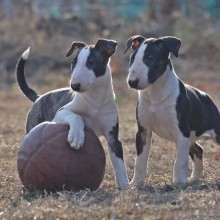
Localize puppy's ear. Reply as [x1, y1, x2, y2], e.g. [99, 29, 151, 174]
[157, 36, 181, 57]
[95, 39, 118, 57]
[66, 42, 86, 57]
[124, 35, 145, 54]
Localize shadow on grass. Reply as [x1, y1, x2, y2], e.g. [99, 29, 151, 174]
[133, 180, 220, 205]
[20, 180, 220, 207]
[20, 186, 114, 205]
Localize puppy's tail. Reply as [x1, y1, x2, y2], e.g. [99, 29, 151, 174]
[16, 47, 39, 102]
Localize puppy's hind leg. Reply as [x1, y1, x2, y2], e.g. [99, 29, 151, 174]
[189, 142, 204, 179]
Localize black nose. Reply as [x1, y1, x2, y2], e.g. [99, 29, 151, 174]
[128, 79, 139, 88]
[71, 83, 81, 91]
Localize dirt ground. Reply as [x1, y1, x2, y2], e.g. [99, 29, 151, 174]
[1, 11, 220, 219]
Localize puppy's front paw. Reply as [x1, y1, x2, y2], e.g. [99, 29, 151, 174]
[173, 177, 188, 186]
[68, 127, 85, 150]
[118, 181, 129, 190]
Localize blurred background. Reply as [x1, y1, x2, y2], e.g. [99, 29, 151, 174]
[1, 2, 220, 218]
[0, 0, 220, 97]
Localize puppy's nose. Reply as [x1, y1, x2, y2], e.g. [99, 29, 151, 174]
[128, 79, 139, 88]
[71, 83, 81, 91]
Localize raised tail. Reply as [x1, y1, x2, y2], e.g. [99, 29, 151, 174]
[16, 48, 39, 102]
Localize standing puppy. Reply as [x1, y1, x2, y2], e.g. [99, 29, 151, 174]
[124, 35, 220, 185]
[53, 39, 129, 189]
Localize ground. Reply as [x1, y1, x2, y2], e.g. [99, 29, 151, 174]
[0, 63, 220, 219]
[1, 11, 220, 219]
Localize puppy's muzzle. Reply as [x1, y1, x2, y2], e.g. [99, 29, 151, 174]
[128, 79, 139, 89]
[71, 83, 81, 91]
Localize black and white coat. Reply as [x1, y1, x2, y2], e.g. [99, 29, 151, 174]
[17, 39, 129, 190]
[125, 36, 220, 185]
[53, 39, 129, 190]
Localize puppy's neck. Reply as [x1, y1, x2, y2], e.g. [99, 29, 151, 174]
[75, 66, 115, 107]
[140, 64, 179, 105]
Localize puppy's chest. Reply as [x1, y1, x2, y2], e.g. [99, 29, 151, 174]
[138, 102, 179, 141]
[73, 103, 117, 136]
[83, 108, 102, 126]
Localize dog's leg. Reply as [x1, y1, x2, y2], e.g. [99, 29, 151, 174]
[130, 125, 152, 186]
[105, 123, 129, 190]
[53, 108, 84, 150]
[173, 137, 190, 184]
[189, 142, 203, 179]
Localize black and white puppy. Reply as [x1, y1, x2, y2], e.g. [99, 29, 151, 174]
[17, 39, 129, 189]
[51, 39, 129, 189]
[124, 35, 220, 185]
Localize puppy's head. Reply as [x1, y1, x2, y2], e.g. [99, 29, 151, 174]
[66, 39, 117, 93]
[124, 35, 181, 90]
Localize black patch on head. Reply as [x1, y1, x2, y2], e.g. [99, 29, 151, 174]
[86, 47, 109, 77]
[176, 79, 220, 138]
[142, 39, 171, 84]
[71, 47, 109, 78]
[108, 123, 124, 160]
[189, 143, 203, 161]
[128, 36, 180, 86]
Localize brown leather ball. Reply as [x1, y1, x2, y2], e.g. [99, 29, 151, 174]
[17, 122, 106, 192]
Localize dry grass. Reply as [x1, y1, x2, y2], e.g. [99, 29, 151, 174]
[0, 69, 220, 220]
[1, 11, 220, 220]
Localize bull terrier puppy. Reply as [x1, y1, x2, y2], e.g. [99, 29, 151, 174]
[124, 35, 220, 186]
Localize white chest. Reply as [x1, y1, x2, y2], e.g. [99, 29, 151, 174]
[71, 97, 118, 137]
[137, 69, 181, 142]
[138, 103, 179, 141]
[83, 109, 103, 134]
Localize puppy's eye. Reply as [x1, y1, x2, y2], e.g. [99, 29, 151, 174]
[87, 59, 94, 66]
[148, 56, 154, 61]
[144, 55, 154, 64]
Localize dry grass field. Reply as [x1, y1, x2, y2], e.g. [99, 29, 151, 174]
[0, 66, 220, 219]
[1, 7, 220, 219]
